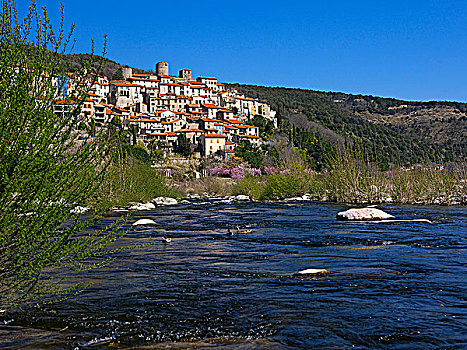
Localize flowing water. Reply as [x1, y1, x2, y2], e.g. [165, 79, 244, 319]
[1, 200, 466, 349]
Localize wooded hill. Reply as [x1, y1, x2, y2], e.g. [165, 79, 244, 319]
[228, 84, 466, 165]
[61, 53, 146, 80]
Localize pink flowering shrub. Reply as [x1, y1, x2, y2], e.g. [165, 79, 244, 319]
[263, 166, 279, 175]
[230, 167, 245, 179]
[207, 166, 262, 179]
[245, 168, 262, 176]
[209, 167, 231, 176]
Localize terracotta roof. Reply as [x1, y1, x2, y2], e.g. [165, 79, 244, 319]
[176, 128, 203, 133]
[226, 119, 243, 124]
[110, 81, 141, 87]
[204, 133, 226, 138]
[129, 77, 160, 82]
[202, 103, 221, 109]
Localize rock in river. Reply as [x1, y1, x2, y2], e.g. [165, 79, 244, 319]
[296, 269, 330, 275]
[152, 197, 178, 206]
[129, 202, 155, 211]
[132, 219, 157, 227]
[234, 195, 251, 201]
[337, 207, 395, 221]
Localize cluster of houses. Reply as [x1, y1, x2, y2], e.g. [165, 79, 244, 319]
[54, 62, 277, 159]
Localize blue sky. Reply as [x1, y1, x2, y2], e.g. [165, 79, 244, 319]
[18, 0, 467, 102]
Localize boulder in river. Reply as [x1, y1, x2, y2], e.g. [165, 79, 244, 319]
[152, 197, 178, 206]
[132, 219, 157, 227]
[296, 268, 330, 275]
[129, 203, 155, 211]
[337, 207, 395, 221]
[234, 195, 251, 201]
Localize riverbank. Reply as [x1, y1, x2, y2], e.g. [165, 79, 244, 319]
[168, 167, 467, 206]
[91, 154, 466, 211]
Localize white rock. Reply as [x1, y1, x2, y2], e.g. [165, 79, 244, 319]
[132, 219, 157, 227]
[337, 207, 395, 221]
[285, 197, 304, 201]
[144, 202, 156, 210]
[235, 195, 250, 201]
[297, 269, 330, 275]
[372, 218, 433, 224]
[70, 206, 89, 214]
[112, 208, 129, 213]
[152, 197, 178, 206]
[129, 203, 150, 211]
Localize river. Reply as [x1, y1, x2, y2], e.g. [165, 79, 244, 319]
[1, 200, 466, 349]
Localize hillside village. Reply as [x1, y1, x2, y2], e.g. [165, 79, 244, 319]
[54, 61, 277, 160]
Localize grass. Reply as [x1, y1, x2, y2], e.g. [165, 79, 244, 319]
[91, 158, 180, 211]
[317, 151, 466, 205]
[169, 177, 237, 197]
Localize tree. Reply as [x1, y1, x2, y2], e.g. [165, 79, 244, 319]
[128, 123, 139, 145]
[112, 68, 124, 80]
[0, 0, 124, 308]
[174, 133, 192, 157]
[235, 141, 264, 168]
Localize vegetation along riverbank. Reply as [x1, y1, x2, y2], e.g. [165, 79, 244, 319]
[91, 147, 466, 210]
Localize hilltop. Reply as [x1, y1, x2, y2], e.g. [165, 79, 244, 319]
[61, 53, 146, 79]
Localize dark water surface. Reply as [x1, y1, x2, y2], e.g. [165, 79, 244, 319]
[1, 200, 466, 349]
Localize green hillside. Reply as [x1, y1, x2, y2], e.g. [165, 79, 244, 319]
[61, 53, 146, 79]
[228, 84, 466, 165]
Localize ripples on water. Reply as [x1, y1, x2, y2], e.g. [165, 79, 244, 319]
[1, 201, 466, 349]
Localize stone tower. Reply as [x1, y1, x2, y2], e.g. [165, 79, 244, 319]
[122, 67, 132, 80]
[156, 62, 169, 76]
[179, 68, 192, 79]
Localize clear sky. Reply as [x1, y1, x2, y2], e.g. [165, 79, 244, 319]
[18, 0, 467, 102]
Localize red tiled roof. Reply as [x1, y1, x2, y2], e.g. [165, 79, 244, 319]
[205, 133, 226, 138]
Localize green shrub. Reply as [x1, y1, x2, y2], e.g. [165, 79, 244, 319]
[260, 173, 306, 200]
[232, 176, 267, 199]
[119, 144, 151, 164]
[92, 158, 179, 210]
